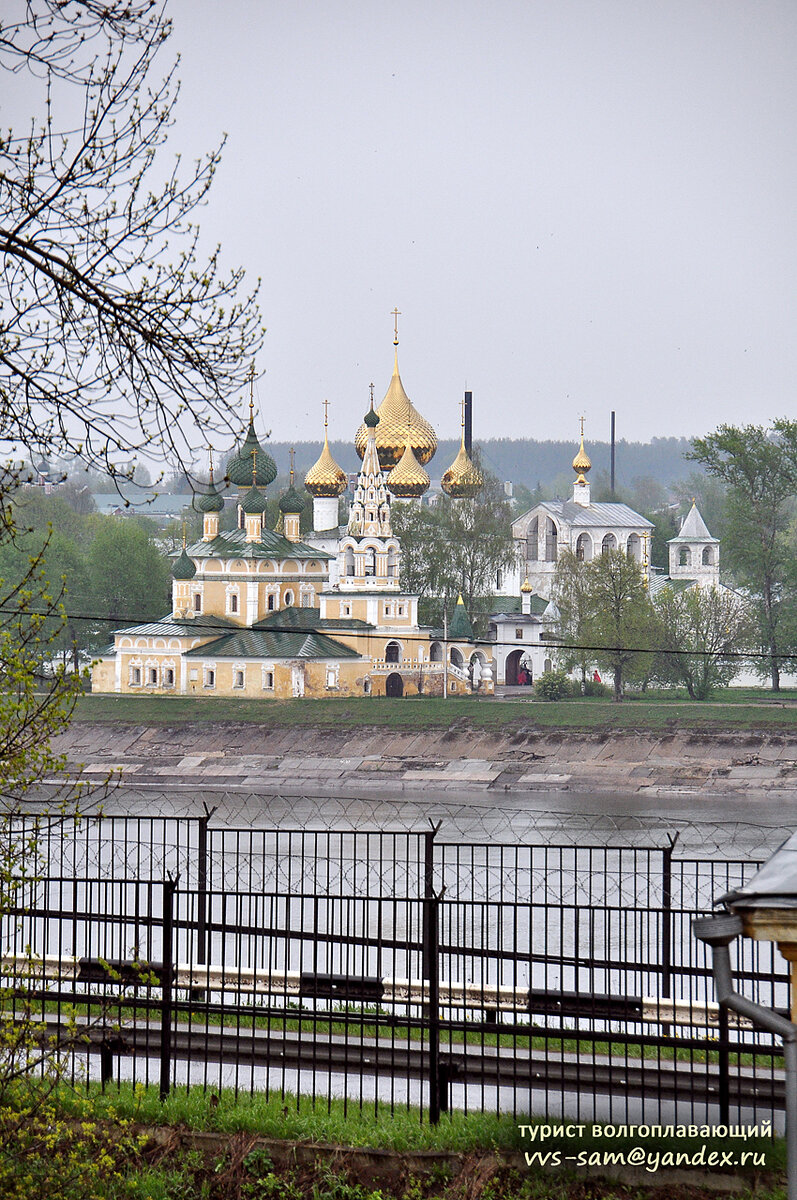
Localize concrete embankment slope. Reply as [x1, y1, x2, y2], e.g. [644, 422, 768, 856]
[52, 723, 797, 798]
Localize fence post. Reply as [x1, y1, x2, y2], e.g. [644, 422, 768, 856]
[661, 833, 679, 1002]
[424, 890, 441, 1124]
[197, 805, 216, 966]
[422, 821, 441, 980]
[422, 821, 443, 1123]
[717, 1002, 730, 1125]
[159, 875, 177, 1102]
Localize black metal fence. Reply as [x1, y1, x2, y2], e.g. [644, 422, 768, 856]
[0, 814, 788, 1126]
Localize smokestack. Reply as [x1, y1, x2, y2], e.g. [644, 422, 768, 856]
[610, 410, 616, 498]
[464, 391, 472, 454]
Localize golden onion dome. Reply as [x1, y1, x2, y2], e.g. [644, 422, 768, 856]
[441, 435, 483, 499]
[520, 577, 533, 594]
[387, 438, 430, 499]
[305, 428, 347, 498]
[572, 432, 592, 484]
[354, 350, 437, 469]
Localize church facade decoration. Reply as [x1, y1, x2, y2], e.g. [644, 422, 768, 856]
[91, 337, 490, 700]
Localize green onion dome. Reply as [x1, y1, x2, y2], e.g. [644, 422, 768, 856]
[226, 420, 277, 488]
[171, 548, 196, 579]
[240, 485, 267, 515]
[279, 484, 306, 514]
[195, 479, 225, 513]
[363, 403, 379, 428]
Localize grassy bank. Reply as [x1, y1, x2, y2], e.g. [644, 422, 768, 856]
[72, 688, 797, 733]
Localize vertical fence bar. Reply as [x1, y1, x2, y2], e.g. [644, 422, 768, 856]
[718, 1002, 730, 1126]
[424, 891, 441, 1124]
[661, 834, 679, 1003]
[197, 807, 216, 966]
[159, 876, 177, 1102]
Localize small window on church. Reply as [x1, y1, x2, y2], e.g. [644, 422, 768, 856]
[204, 669, 215, 688]
[301, 592, 313, 608]
[130, 667, 141, 686]
[397, 605, 405, 617]
[233, 670, 244, 689]
[515, 628, 523, 640]
[496, 569, 503, 590]
[164, 668, 175, 687]
[284, 590, 294, 607]
[267, 594, 275, 611]
[194, 593, 202, 612]
[147, 667, 158, 686]
[230, 593, 238, 613]
[263, 670, 274, 690]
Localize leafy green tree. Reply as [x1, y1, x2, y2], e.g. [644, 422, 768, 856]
[85, 520, 171, 646]
[391, 467, 515, 630]
[652, 584, 753, 699]
[688, 422, 797, 690]
[582, 550, 655, 701]
[551, 550, 594, 685]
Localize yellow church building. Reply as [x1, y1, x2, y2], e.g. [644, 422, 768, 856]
[91, 339, 492, 700]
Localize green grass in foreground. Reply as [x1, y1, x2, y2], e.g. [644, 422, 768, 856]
[73, 1082, 785, 1169]
[73, 688, 797, 732]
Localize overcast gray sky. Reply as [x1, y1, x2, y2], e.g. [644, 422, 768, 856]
[101, 2, 797, 447]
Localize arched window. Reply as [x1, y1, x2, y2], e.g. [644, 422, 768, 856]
[387, 546, 397, 577]
[576, 533, 592, 562]
[450, 646, 464, 668]
[679, 547, 691, 567]
[545, 518, 558, 561]
[344, 546, 355, 577]
[429, 641, 443, 662]
[496, 568, 503, 590]
[364, 547, 376, 576]
[526, 517, 539, 562]
[626, 533, 641, 562]
[385, 640, 401, 663]
[702, 546, 713, 566]
[193, 593, 202, 612]
[602, 534, 617, 555]
[267, 593, 276, 611]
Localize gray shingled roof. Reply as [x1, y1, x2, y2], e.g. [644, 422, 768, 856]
[669, 503, 718, 543]
[253, 608, 373, 633]
[537, 500, 654, 529]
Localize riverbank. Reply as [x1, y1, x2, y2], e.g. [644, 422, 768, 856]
[55, 715, 797, 800]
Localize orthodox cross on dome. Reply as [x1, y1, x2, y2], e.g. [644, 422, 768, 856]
[289, 446, 295, 486]
[391, 308, 401, 346]
[208, 445, 214, 477]
[181, 519, 186, 549]
[323, 398, 330, 428]
[247, 362, 256, 418]
[369, 382, 375, 405]
[579, 414, 585, 437]
[251, 447, 257, 487]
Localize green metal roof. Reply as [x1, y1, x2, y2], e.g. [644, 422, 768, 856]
[184, 629, 360, 660]
[185, 528, 332, 561]
[253, 608, 373, 633]
[491, 594, 550, 616]
[449, 597, 474, 640]
[112, 614, 238, 638]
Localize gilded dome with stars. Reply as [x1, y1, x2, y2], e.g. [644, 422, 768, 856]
[387, 438, 430, 499]
[304, 407, 348, 497]
[354, 349, 437, 470]
[441, 433, 483, 499]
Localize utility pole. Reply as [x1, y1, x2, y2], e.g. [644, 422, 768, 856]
[443, 606, 448, 700]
